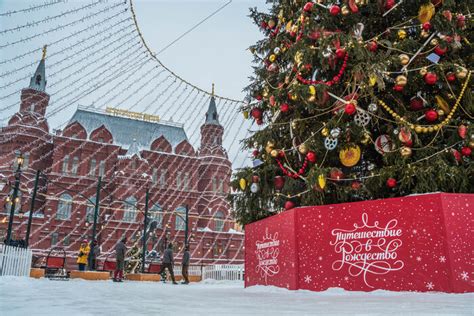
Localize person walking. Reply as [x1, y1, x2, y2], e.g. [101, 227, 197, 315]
[159, 243, 177, 284]
[77, 240, 90, 271]
[114, 237, 127, 282]
[181, 245, 190, 284]
[88, 240, 100, 271]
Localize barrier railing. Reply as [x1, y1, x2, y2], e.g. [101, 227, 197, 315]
[202, 264, 244, 281]
[0, 244, 33, 277]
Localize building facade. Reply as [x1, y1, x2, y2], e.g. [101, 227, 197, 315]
[0, 55, 244, 267]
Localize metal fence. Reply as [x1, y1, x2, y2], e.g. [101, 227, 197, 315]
[0, 244, 33, 277]
[202, 264, 244, 281]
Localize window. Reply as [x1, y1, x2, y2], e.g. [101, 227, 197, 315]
[131, 160, 137, 170]
[215, 211, 225, 232]
[152, 168, 158, 184]
[183, 173, 190, 191]
[62, 155, 69, 174]
[213, 241, 220, 256]
[123, 196, 137, 223]
[86, 202, 95, 223]
[176, 172, 182, 189]
[98, 161, 105, 177]
[150, 203, 163, 228]
[159, 169, 167, 188]
[63, 235, 70, 246]
[51, 232, 58, 247]
[89, 159, 96, 176]
[30, 103, 35, 112]
[219, 179, 224, 193]
[212, 177, 217, 192]
[71, 156, 79, 175]
[56, 193, 72, 220]
[98, 138, 104, 143]
[175, 206, 186, 230]
[23, 153, 29, 169]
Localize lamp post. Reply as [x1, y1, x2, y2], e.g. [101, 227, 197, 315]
[6, 154, 23, 245]
[91, 176, 101, 244]
[184, 205, 189, 248]
[25, 170, 40, 248]
[141, 188, 149, 273]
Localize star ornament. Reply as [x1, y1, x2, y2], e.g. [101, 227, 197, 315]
[426, 282, 434, 290]
[460, 271, 469, 281]
[304, 275, 312, 284]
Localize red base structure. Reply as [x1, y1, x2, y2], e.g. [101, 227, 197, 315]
[245, 193, 473, 293]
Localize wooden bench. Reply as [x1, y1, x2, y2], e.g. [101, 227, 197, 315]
[70, 270, 110, 280]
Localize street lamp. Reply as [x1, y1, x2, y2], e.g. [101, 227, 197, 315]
[6, 154, 23, 245]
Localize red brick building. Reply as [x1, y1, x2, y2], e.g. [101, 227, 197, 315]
[0, 55, 244, 267]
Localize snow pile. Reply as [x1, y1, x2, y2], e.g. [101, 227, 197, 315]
[0, 277, 472, 315]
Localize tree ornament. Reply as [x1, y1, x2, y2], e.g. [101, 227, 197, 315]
[274, 47, 281, 54]
[461, 146, 472, 157]
[397, 29, 407, 40]
[341, 5, 350, 16]
[351, 181, 361, 190]
[399, 54, 410, 65]
[361, 131, 371, 145]
[422, 22, 432, 31]
[386, 178, 397, 188]
[367, 41, 378, 52]
[243, 110, 249, 119]
[252, 149, 259, 157]
[457, 14, 466, 29]
[400, 146, 412, 157]
[280, 103, 290, 113]
[270, 149, 280, 158]
[384, 0, 395, 10]
[308, 85, 316, 95]
[393, 85, 404, 92]
[458, 125, 467, 139]
[269, 54, 277, 62]
[410, 97, 424, 111]
[420, 30, 430, 38]
[335, 48, 346, 59]
[396, 75, 408, 86]
[469, 141, 474, 150]
[239, 178, 247, 190]
[321, 128, 329, 137]
[344, 102, 357, 115]
[252, 175, 260, 183]
[306, 151, 317, 163]
[274, 176, 285, 191]
[250, 183, 259, 193]
[419, 67, 428, 76]
[418, 3, 435, 23]
[398, 127, 412, 144]
[329, 5, 341, 16]
[434, 45, 447, 56]
[284, 200, 295, 210]
[265, 140, 275, 154]
[354, 111, 371, 127]
[425, 109, 438, 122]
[298, 143, 308, 154]
[424, 72, 437, 85]
[303, 2, 314, 12]
[256, 118, 263, 125]
[330, 168, 344, 180]
[446, 72, 456, 82]
[374, 134, 394, 155]
[368, 103, 378, 112]
[339, 145, 361, 167]
[434, 95, 450, 113]
[317, 174, 326, 190]
[452, 149, 462, 162]
[324, 137, 338, 150]
[455, 66, 468, 79]
[251, 108, 263, 120]
[330, 128, 341, 138]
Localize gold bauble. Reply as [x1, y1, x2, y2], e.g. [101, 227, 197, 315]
[341, 5, 350, 15]
[430, 38, 439, 46]
[308, 85, 316, 95]
[270, 149, 279, 158]
[369, 74, 377, 87]
[243, 110, 249, 119]
[290, 93, 298, 101]
[339, 145, 361, 167]
[269, 54, 276, 62]
[239, 178, 247, 190]
[361, 131, 371, 145]
[419, 67, 428, 76]
[399, 54, 410, 65]
[291, 121, 298, 129]
[397, 29, 407, 40]
[396, 75, 408, 86]
[317, 174, 326, 190]
[469, 141, 474, 149]
[415, 126, 423, 133]
[321, 128, 329, 137]
[400, 146, 412, 157]
[420, 30, 429, 38]
[298, 143, 308, 154]
[437, 109, 445, 116]
[294, 51, 303, 65]
[456, 66, 468, 79]
[268, 19, 276, 29]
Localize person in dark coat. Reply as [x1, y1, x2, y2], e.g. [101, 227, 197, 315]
[114, 237, 127, 282]
[181, 245, 190, 284]
[88, 240, 100, 271]
[158, 243, 177, 284]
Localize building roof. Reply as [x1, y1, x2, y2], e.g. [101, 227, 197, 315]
[204, 85, 220, 125]
[29, 58, 47, 92]
[68, 106, 189, 151]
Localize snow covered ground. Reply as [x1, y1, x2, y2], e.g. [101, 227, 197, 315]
[0, 277, 472, 315]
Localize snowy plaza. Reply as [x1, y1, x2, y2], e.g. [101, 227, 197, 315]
[0, 277, 473, 315]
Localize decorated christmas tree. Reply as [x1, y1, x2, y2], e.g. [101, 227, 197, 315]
[231, 0, 473, 225]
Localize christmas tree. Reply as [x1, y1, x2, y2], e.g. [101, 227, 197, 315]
[231, 0, 473, 225]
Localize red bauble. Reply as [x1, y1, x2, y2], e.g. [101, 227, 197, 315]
[335, 48, 346, 59]
[434, 45, 448, 56]
[252, 150, 259, 157]
[351, 181, 361, 190]
[306, 151, 317, 163]
[458, 125, 467, 139]
[446, 72, 456, 82]
[269, 95, 276, 107]
[425, 109, 438, 122]
[385, 0, 395, 10]
[393, 85, 404, 92]
[303, 2, 314, 12]
[422, 22, 432, 31]
[329, 5, 341, 16]
[457, 14, 466, 28]
[274, 176, 285, 191]
[424, 72, 438, 85]
[251, 108, 263, 119]
[386, 178, 397, 188]
[443, 10, 452, 22]
[280, 103, 290, 113]
[284, 200, 295, 210]
[452, 149, 462, 162]
[256, 118, 263, 125]
[367, 41, 378, 52]
[461, 146, 472, 157]
[410, 97, 424, 111]
[252, 175, 260, 183]
[330, 168, 344, 180]
[344, 102, 356, 115]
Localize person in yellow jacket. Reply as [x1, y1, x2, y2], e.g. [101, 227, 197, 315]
[77, 240, 90, 271]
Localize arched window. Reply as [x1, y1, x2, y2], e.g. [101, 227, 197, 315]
[175, 206, 186, 231]
[215, 211, 225, 232]
[86, 196, 96, 223]
[71, 156, 79, 175]
[123, 196, 137, 222]
[57, 193, 72, 220]
[149, 203, 163, 228]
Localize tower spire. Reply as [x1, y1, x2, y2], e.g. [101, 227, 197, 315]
[205, 83, 219, 125]
[29, 45, 47, 92]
